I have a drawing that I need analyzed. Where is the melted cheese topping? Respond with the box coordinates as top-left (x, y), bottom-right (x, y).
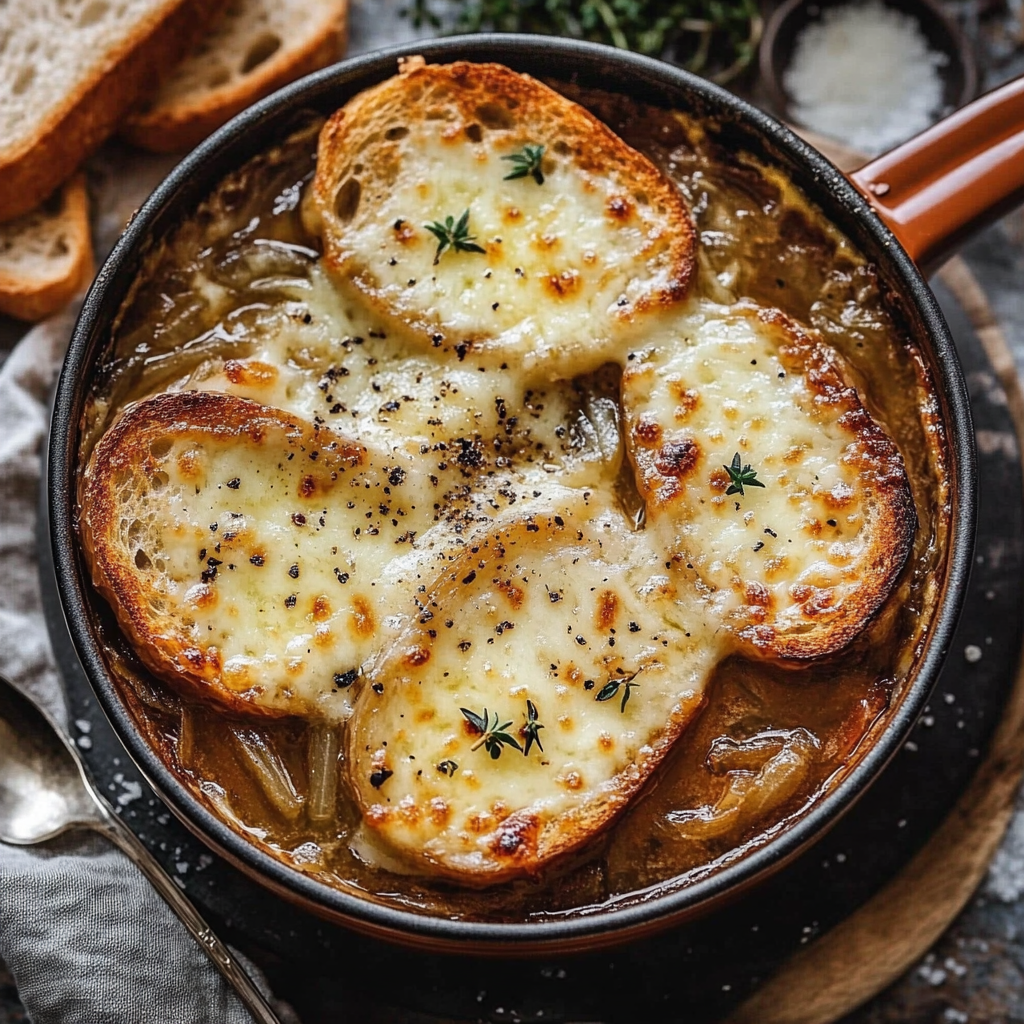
top-left (320, 130), bottom-right (687, 377)
top-left (622, 301), bottom-right (910, 654)
top-left (347, 492), bottom-right (722, 878)
top-left (176, 265), bottom-right (592, 485)
top-left (117, 402), bottom-right (478, 718)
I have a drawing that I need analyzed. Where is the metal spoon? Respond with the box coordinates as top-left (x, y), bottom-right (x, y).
top-left (0, 672), bottom-right (282, 1024)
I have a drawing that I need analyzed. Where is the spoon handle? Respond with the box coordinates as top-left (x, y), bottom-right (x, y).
top-left (89, 810), bottom-right (282, 1024)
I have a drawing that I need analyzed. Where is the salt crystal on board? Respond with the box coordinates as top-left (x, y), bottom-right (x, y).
top-left (116, 779), bottom-right (142, 806)
top-left (986, 810), bottom-right (1024, 902)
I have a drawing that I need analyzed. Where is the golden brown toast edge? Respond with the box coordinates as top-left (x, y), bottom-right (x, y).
top-left (310, 59), bottom-right (696, 338)
top-left (78, 389), bottom-right (365, 717)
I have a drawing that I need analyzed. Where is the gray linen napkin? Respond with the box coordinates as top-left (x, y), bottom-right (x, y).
top-left (1, 291), bottom-right (313, 1022)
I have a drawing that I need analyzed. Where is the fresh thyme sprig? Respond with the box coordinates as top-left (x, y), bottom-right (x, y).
top-left (503, 143), bottom-right (545, 185)
top-left (724, 452), bottom-right (765, 497)
top-left (424, 208), bottom-right (486, 265)
top-left (595, 670), bottom-right (640, 713)
top-left (521, 699), bottom-right (545, 755)
top-left (461, 706), bottom-right (523, 759)
top-left (404, 0), bottom-right (761, 84)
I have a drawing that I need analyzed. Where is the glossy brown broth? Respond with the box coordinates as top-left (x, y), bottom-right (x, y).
top-left (80, 90), bottom-right (948, 921)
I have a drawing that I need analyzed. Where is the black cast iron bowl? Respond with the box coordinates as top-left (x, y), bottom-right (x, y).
top-left (48, 35), bottom-right (977, 955)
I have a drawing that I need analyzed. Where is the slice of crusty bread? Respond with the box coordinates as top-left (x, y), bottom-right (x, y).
top-left (78, 388), bottom-right (466, 721)
top-left (346, 495), bottom-right (720, 882)
top-left (122, 0), bottom-right (349, 153)
top-left (0, 175), bottom-right (93, 321)
top-left (79, 390), bottom-right (372, 718)
top-left (622, 301), bottom-right (916, 661)
top-left (308, 60), bottom-right (696, 378)
top-left (0, 0), bottom-right (227, 223)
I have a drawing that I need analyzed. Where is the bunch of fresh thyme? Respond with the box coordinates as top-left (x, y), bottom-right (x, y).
top-left (405, 0), bottom-right (761, 83)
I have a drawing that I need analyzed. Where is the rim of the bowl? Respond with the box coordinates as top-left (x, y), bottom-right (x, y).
top-left (49, 33), bottom-right (977, 949)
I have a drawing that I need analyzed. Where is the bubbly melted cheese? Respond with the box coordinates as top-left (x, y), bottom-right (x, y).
top-left (86, 84), bottom-right (915, 881)
top-left (347, 491), bottom-right (723, 879)
top-left (315, 128), bottom-right (691, 378)
top-left (622, 300), bottom-right (913, 657)
top-left (103, 398), bottom-right (470, 718)
top-left (176, 266), bottom-right (583, 464)
top-left (100, 278), bottom-right (912, 873)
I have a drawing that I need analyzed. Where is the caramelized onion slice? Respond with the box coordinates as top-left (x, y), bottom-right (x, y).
top-left (229, 726), bottom-right (304, 820)
top-left (306, 722), bottom-right (340, 824)
top-left (176, 706), bottom-right (195, 766)
top-left (668, 727), bottom-right (818, 841)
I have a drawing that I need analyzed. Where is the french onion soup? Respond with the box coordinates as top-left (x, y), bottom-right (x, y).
top-left (77, 60), bottom-right (948, 918)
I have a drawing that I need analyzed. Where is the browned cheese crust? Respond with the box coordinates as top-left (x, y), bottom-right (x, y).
top-left (744, 309), bottom-right (916, 658)
top-left (624, 305), bottom-right (917, 661)
top-left (308, 59), bottom-right (695, 358)
top-left (78, 390), bottom-right (365, 715)
top-left (346, 511), bottom-right (711, 883)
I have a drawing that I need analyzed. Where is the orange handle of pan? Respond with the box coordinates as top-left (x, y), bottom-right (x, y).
top-left (848, 73), bottom-right (1024, 275)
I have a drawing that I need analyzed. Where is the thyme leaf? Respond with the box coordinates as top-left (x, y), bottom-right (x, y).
top-left (595, 670), bottom-right (640, 712)
top-left (521, 698), bottom-right (545, 756)
top-left (502, 143), bottom-right (545, 184)
top-left (724, 452), bottom-right (765, 496)
top-left (461, 706), bottom-right (524, 759)
top-left (424, 208), bottom-right (486, 264)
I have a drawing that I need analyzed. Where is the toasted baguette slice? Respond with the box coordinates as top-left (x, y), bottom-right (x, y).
top-left (0, 175), bottom-right (93, 321)
top-left (0, 0), bottom-right (227, 223)
top-left (308, 60), bottom-right (695, 379)
top-left (78, 390), bottom-right (454, 720)
top-left (123, 0), bottom-right (349, 153)
top-left (347, 493), bottom-right (722, 883)
top-left (622, 301), bottom-right (916, 660)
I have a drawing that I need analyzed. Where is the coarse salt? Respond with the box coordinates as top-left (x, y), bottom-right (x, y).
top-left (783, 0), bottom-right (949, 155)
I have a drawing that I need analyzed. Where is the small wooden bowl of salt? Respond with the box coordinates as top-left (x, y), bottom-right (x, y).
top-left (760, 0), bottom-right (978, 155)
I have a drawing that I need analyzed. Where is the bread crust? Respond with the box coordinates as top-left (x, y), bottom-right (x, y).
top-left (310, 60), bottom-right (695, 361)
top-left (79, 390), bottom-right (365, 716)
top-left (746, 308), bottom-right (917, 658)
top-left (0, 175), bottom-right (93, 321)
top-left (0, 0), bottom-right (228, 223)
top-left (122, 0), bottom-right (349, 153)
top-left (624, 304), bottom-right (917, 661)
